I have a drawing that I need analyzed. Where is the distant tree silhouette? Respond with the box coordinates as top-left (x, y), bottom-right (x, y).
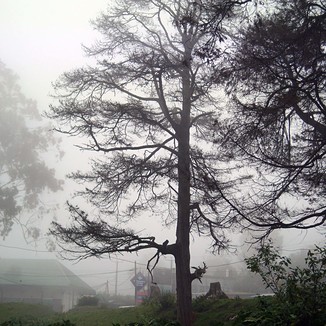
top-left (0, 61), bottom-right (62, 238)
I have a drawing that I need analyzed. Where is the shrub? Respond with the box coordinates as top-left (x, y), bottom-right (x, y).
top-left (158, 293), bottom-right (176, 311)
top-left (0, 318), bottom-right (76, 326)
top-left (237, 243), bottom-right (326, 326)
top-left (192, 295), bottom-right (216, 313)
top-left (112, 319), bottom-right (180, 326)
top-left (48, 320), bottom-right (76, 326)
top-left (142, 292), bottom-right (176, 312)
top-left (77, 295), bottom-right (99, 306)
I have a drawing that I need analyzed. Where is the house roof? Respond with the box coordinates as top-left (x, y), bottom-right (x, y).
top-left (0, 258), bottom-right (95, 294)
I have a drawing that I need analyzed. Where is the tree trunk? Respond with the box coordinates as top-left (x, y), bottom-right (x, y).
top-left (175, 131), bottom-right (192, 325)
top-left (175, 246), bottom-right (192, 325)
top-left (175, 60), bottom-right (193, 325)
top-left (175, 142), bottom-right (192, 325)
top-left (205, 282), bottom-right (228, 299)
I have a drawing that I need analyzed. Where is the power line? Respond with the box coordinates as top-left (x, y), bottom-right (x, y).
top-left (208, 260), bottom-right (245, 268)
top-left (110, 256), bottom-right (147, 266)
top-left (0, 243), bottom-right (53, 253)
top-left (1, 243), bottom-right (322, 269)
top-left (0, 269), bottom-right (134, 278)
top-left (282, 247), bottom-right (311, 252)
top-left (0, 244), bottom-right (149, 266)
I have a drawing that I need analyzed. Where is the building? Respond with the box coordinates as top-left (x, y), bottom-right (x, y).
top-left (0, 258), bottom-right (95, 312)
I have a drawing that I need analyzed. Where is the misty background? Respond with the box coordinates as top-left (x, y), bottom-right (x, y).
top-left (0, 0), bottom-right (324, 296)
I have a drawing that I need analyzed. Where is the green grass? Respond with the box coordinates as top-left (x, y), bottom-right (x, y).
top-left (193, 297), bottom-right (260, 326)
top-left (0, 302), bottom-right (55, 323)
top-left (61, 305), bottom-right (157, 326)
top-left (0, 298), bottom-right (265, 326)
top-left (0, 303), bottom-right (157, 326)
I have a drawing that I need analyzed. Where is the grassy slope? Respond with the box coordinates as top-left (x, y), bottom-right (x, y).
top-left (0, 298), bottom-right (260, 325)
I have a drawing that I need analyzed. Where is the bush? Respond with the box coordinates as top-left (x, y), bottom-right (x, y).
top-left (192, 295), bottom-right (216, 313)
top-left (112, 319), bottom-right (180, 326)
top-left (0, 318), bottom-right (76, 326)
top-left (77, 295), bottom-right (99, 306)
top-left (158, 293), bottom-right (176, 311)
top-left (142, 292), bottom-right (176, 312)
top-left (48, 321), bottom-right (76, 326)
top-left (237, 243), bottom-right (326, 326)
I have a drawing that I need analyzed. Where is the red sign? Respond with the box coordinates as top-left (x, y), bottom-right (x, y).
top-left (135, 290), bottom-right (148, 304)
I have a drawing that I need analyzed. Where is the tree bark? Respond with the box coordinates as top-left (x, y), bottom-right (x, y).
top-left (175, 246), bottom-right (192, 325)
top-left (175, 134), bottom-right (192, 325)
top-left (175, 60), bottom-right (193, 325)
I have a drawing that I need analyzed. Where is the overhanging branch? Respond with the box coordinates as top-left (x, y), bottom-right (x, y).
top-left (49, 203), bottom-right (177, 260)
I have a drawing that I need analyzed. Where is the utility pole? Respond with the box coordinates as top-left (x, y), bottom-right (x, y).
top-left (170, 259), bottom-right (174, 293)
top-left (134, 260), bottom-right (137, 305)
top-left (115, 260), bottom-right (118, 296)
top-left (105, 280), bottom-right (109, 296)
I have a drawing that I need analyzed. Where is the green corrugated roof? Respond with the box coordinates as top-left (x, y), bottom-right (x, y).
top-left (0, 258), bottom-right (95, 294)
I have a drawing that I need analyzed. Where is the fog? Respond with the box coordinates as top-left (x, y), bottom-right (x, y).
top-left (0, 0), bottom-right (324, 297)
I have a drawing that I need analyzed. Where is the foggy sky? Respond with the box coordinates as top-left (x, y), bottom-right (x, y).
top-left (0, 0), bottom-right (324, 295)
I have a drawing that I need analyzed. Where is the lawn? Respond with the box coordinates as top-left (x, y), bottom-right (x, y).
top-left (0, 302), bottom-right (158, 326)
top-left (0, 297), bottom-right (263, 326)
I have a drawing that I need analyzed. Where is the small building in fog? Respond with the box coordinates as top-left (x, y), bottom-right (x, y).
top-left (0, 258), bottom-right (95, 312)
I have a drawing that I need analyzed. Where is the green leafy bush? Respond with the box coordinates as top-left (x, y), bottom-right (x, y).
top-left (237, 243), bottom-right (326, 326)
